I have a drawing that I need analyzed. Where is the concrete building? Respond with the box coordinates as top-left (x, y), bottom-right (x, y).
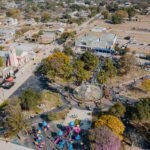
top-left (39, 32), bottom-right (56, 44)
top-left (3, 18), bottom-right (18, 26)
top-left (0, 45), bottom-right (30, 68)
top-left (75, 33), bottom-right (117, 57)
top-left (5, 1), bottom-right (18, 9)
top-left (24, 30), bottom-right (39, 42)
top-left (0, 28), bottom-right (16, 44)
top-left (91, 26), bottom-right (107, 33)
top-left (24, 19), bottom-right (37, 26)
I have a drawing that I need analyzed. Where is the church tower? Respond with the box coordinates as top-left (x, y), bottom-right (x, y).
top-left (8, 46), bottom-right (18, 67)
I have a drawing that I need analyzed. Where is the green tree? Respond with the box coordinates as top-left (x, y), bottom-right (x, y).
top-left (73, 60), bottom-right (90, 82)
top-left (109, 102), bottom-right (126, 118)
top-left (89, 6), bottom-right (100, 17)
top-left (58, 31), bottom-right (76, 44)
top-left (6, 8), bottom-right (21, 18)
top-left (126, 97), bottom-right (150, 142)
top-left (63, 47), bottom-right (74, 56)
top-left (0, 46), bottom-right (5, 51)
top-left (104, 58), bottom-right (117, 82)
top-left (112, 10), bottom-right (127, 24)
top-left (41, 12), bottom-right (50, 22)
top-left (63, 63), bottom-right (73, 81)
top-left (112, 15), bottom-right (122, 24)
top-left (3, 99), bottom-right (27, 137)
top-left (0, 56), bottom-right (3, 67)
top-left (97, 70), bottom-right (108, 84)
top-left (119, 54), bottom-right (136, 75)
top-left (126, 7), bottom-right (136, 20)
top-left (102, 10), bottom-right (109, 19)
top-left (81, 52), bottom-right (99, 71)
top-left (20, 89), bottom-right (42, 110)
top-left (127, 98), bottom-right (150, 123)
top-left (42, 51), bottom-right (71, 80)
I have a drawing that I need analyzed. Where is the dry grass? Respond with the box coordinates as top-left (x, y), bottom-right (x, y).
top-left (109, 67), bottom-right (148, 87)
top-left (41, 90), bottom-right (63, 109)
top-left (108, 67), bottom-right (149, 99)
top-left (79, 15), bottom-right (150, 55)
top-left (25, 90), bottom-right (63, 116)
top-left (47, 109), bottom-right (70, 121)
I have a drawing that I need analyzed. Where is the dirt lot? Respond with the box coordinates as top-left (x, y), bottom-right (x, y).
top-left (79, 15), bottom-right (150, 55)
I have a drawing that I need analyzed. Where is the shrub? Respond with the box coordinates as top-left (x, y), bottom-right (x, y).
top-left (20, 89), bottom-right (42, 110)
top-left (88, 126), bottom-right (121, 150)
top-left (95, 115), bottom-right (125, 140)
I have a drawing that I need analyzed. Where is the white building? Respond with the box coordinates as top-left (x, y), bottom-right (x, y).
top-left (91, 27), bottom-right (107, 33)
top-left (75, 33), bottom-right (117, 57)
top-left (4, 18), bottom-right (18, 26)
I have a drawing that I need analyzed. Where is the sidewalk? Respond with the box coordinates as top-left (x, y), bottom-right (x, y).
top-left (0, 44), bottom-right (57, 103)
top-left (0, 140), bottom-right (33, 150)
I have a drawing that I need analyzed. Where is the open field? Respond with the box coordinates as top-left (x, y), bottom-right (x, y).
top-left (78, 15), bottom-right (150, 55)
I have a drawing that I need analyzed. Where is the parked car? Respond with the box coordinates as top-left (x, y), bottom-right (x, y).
top-left (1, 82), bottom-right (15, 89)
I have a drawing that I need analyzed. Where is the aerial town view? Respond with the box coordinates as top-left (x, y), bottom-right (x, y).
top-left (0, 0), bottom-right (150, 150)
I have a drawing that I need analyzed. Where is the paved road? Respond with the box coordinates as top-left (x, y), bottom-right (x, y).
top-left (0, 13), bottom-right (101, 103)
top-left (0, 44), bottom-right (62, 103)
top-left (76, 13), bottom-right (102, 33)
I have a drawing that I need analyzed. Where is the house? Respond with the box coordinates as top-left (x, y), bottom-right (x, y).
top-left (4, 18), bottom-right (18, 26)
top-left (144, 7), bottom-right (150, 15)
top-left (78, 10), bottom-right (91, 18)
top-left (75, 33), bottom-right (117, 57)
top-left (5, 1), bottom-right (18, 9)
top-left (0, 44), bottom-right (33, 78)
top-left (24, 19), bottom-right (37, 26)
top-left (24, 30), bottom-right (39, 42)
top-left (91, 26), bottom-right (107, 33)
top-left (0, 28), bottom-right (16, 44)
top-left (118, 2), bottom-right (132, 8)
top-left (33, 0), bottom-right (46, 3)
top-left (39, 31), bottom-right (56, 44)
top-left (43, 22), bottom-right (66, 28)
top-left (73, 1), bottom-right (88, 7)
top-left (0, 46), bottom-right (29, 68)
top-left (0, 46), bottom-right (18, 78)
top-left (123, 16), bottom-right (139, 22)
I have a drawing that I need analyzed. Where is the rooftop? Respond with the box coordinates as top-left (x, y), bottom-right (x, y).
top-left (76, 33), bottom-right (117, 49)
top-left (13, 43), bottom-right (38, 52)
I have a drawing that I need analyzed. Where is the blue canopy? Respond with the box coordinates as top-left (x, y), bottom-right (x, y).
top-left (57, 130), bottom-right (63, 136)
top-left (75, 134), bottom-right (81, 141)
top-left (68, 143), bottom-right (73, 150)
top-left (69, 121), bottom-right (75, 127)
top-left (38, 127), bottom-right (41, 131)
top-left (42, 121), bottom-right (47, 127)
top-left (59, 141), bottom-right (65, 148)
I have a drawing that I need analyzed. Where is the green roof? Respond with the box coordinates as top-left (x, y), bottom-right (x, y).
top-left (16, 49), bottom-right (23, 56)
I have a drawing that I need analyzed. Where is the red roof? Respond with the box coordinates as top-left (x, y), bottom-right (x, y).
top-left (5, 77), bottom-right (14, 82)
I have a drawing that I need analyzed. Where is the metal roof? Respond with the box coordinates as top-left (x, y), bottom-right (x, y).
top-left (75, 33), bottom-right (116, 49)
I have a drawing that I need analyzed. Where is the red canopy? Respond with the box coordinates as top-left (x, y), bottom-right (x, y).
top-left (5, 77), bottom-right (14, 82)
